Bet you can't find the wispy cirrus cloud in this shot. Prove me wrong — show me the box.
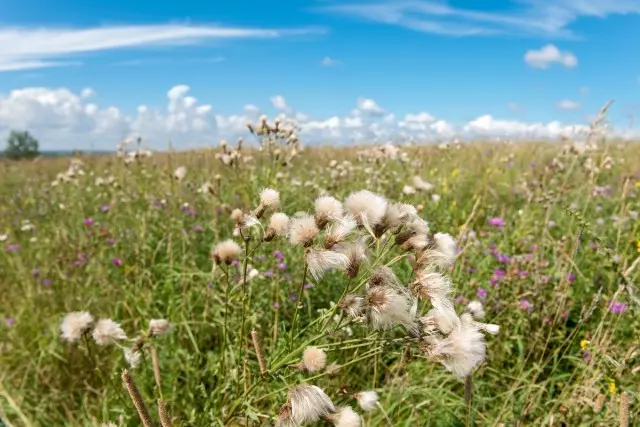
[0,24,326,72]
[317,0,640,38]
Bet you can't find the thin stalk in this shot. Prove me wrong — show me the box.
[288,263,308,348]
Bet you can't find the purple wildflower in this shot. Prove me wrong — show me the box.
[519,299,533,312]
[477,288,487,299]
[488,217,505,227]
[273,250,285,261]
[277,263,287,271]
[6,244,20,252]
[608,301,627,315]
[272,302,281,309]
[567,273,576,283]
[5,318,15,327]
[289,294,298,301]
[100,205,110,212]
[42,278,52,287]
[112,258,123,267]
[304,283,314,289]
[263,269,274,278]
[83,218,95,227]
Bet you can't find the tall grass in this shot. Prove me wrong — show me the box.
[0,126,638,426]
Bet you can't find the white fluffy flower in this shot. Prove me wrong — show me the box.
[259,188,280,210]
[92,319,127,345]
[355,391,379,412]
[60,311,94,342]
[344,190,388,229]
[431,322,486,378]
[123,347,141,368]
[268,213,290,237]
[466,300,485,320]
[327,406,362,427]
[366,286,416,330]
[325,215,357,248]
[402,185,416,195]
[306,248,349,281]
[302,346,327,372]
[173,166,187,180]
[289,214,319,247]
[413,176,434,191]
[212,239,242,265]
[148,319,172,336]
[278,385,336,426]
[315,196,344,226]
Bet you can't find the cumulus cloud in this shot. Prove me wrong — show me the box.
[557,99,581,110]
[0,24,325,72]
[270,95,289,111]
[356,97,385,115]
[321,56,340,66]
[0,84,613,151]
[524,44,578,69]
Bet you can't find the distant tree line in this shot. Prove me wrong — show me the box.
[3,130,40,160]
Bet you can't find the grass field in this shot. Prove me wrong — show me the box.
[0,122,638,426]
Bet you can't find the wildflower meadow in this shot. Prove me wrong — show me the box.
[0,115,638,426]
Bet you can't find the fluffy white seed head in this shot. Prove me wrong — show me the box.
[416,232,457,269]
[460,312,499,335]
[302,346,327,372]
[325,215,357,248]
[289,214,319,247]
[402,185,416,195]
[283,385,336,425]
[430,322,487,378]
[212,239,242,265]
[259,188,280,209]
[148,319,172,336]
[268,213,290,237]
[339,294,365,319]
[230,209,245,224]
[412,271,452,302]
[306,248,350,281]
[315,196,344,225]
[466,300,485,320]
[124,347,141,368]
[327,406,362,427]
[92,319,127,346]
[60,311,94,342]
[413,176,434,191]
[421,305,460,335]
[355,391,379,412]
[336,239,368,278]
[366,286,416,330]
[173,166,187,180]
[344,190,388,228]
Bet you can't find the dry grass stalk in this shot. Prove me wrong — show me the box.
[157,399,172,427]
[150,345,162,396]
[619,392,629,427]
[121,369,155,427]
[251,329,268,375]
[593,394,606,413]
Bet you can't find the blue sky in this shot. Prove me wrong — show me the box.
[0,0,639,149]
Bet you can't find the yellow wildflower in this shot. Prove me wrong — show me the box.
[636,240,640,253]
[580,340,589,350]
[608,380,616,394]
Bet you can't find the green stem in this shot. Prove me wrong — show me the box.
[288,263,308,348]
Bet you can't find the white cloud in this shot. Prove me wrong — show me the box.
[270,95,288,111]
[524,44,577,69]
[1,84,621,151]
[557,99,581,110]
[0,24,324,72]
[356,97,385,115]
[321,56,340,66]
[320,0,640,38]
